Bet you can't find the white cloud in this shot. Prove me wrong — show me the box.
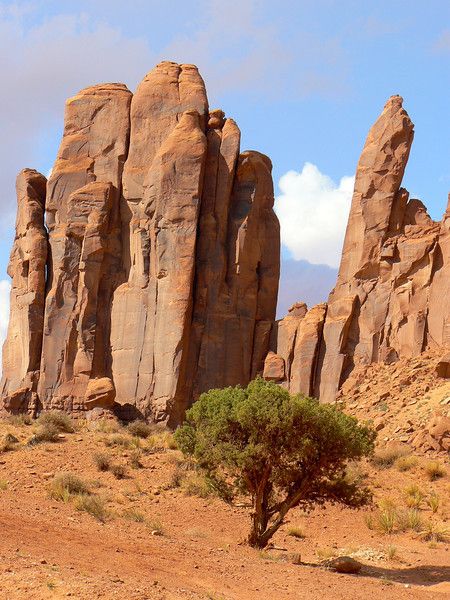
[0,280,11,376]
[275,163,354,268]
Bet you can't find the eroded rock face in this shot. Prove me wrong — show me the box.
[271,96,450,402]
[0,62,280,423]
[1,169,47,414]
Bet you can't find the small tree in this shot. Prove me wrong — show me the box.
[175,378,376,548]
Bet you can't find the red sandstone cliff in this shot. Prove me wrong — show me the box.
[0,62,280,423]
[266,95,450,402]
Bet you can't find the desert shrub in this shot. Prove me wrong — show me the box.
[110,463,127,480]
[404,484,425,508]
[93,452,112,472]
[385,545,398,561]
[93,419,121,434]
[49,472,91,501]
[397,508,423,532]
[175,378,375,548]
[423,461,446,481]
[426,493,440,514]
[147,431,177,451]
[395,455,418,472]
[7,414,32,427]
[418,520,449,543]
[104,434,134,448]
[372,444,410,469]
[37,411,74,433]
[129,449,143,469]
[147,520,165,536]
[287,526,305,539]
[74,494,108,522]
[182,472,215,498]
[127,420,152,439]
[29,423,60,445]
[123,508,145,522]
[0,433,19,452]
[376,505,398,534]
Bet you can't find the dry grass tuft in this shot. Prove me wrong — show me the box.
[418,521,449,543]
[423,461,446,481]
[74,494,108,522]
[29,423,61,445]
[395,455,418,472]
[37,411,74,433]
[127,420,153,439]
[110,463,127,480]
[404,484,425,509]
[287,526,306,539]
[123,508,146,523]
[49,472,91,502]
[372,444,410,469]
[93,452,112,472]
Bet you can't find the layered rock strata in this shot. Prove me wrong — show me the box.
[1,62,280,423]
[268,95,450,401]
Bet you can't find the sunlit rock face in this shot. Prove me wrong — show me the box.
[269,96,450,402]
[0,62,280,423]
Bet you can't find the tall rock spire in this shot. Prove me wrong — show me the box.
[0,62,280,424]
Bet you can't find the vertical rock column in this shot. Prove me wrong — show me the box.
[38,83,132,409]
[316,96,415,402]
[0,169,47,414]
[110,62,209,421]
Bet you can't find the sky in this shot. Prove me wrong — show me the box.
[0,0,449,364]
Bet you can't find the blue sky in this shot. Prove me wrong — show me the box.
[0,0,449,339]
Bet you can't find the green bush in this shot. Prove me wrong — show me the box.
[175,378,375,548]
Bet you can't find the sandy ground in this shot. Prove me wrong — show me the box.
[0,420,448,600]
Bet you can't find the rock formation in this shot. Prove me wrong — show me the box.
[268,95,450,402]
[1,62,280,423]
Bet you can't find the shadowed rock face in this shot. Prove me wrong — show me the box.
[0,62,280,423]
[269,95,450,402]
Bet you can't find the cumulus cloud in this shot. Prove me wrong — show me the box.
[275,163,354,268]
[0,280,11,375]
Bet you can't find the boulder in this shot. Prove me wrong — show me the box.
[84,378,116,410]
[325,556,362,574]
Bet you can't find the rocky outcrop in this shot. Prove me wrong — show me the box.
[0,62,280,424]
[0,170,47,415]
[271,95,450,403]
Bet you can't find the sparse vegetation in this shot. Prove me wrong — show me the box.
[426,493,440,514]
[385,545,398,561]
[93,452,112,472]
[287,526,305,539]
[423,460,446,481]
[0,433,19,452]
[376,504,397,534]
[418,520,450,543]
[7,414,32,427]
[49,472,91,501]
[36,410,74,433]
[372,444,410,469]
[397,508,423,532]
[395,455,418,472]
[404,484,425,509]
[29,422,61,444]
[104,434,135,448]
[127,420,152,439]
[148,520,165,536]
[74,494,108,522]
[123,508,146,522]
[0,479,8,490]
[110,463,127,480]
[129,449,143,469]
[175,378,375,548]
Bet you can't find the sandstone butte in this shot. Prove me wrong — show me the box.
[1,65,449,427]
[0,62,280,425]
[266,95,450,411]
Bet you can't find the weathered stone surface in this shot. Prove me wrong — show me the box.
[263,352,285,381]
[271,95,450,404]
[1,62,280,424]
[0,169,47,412]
